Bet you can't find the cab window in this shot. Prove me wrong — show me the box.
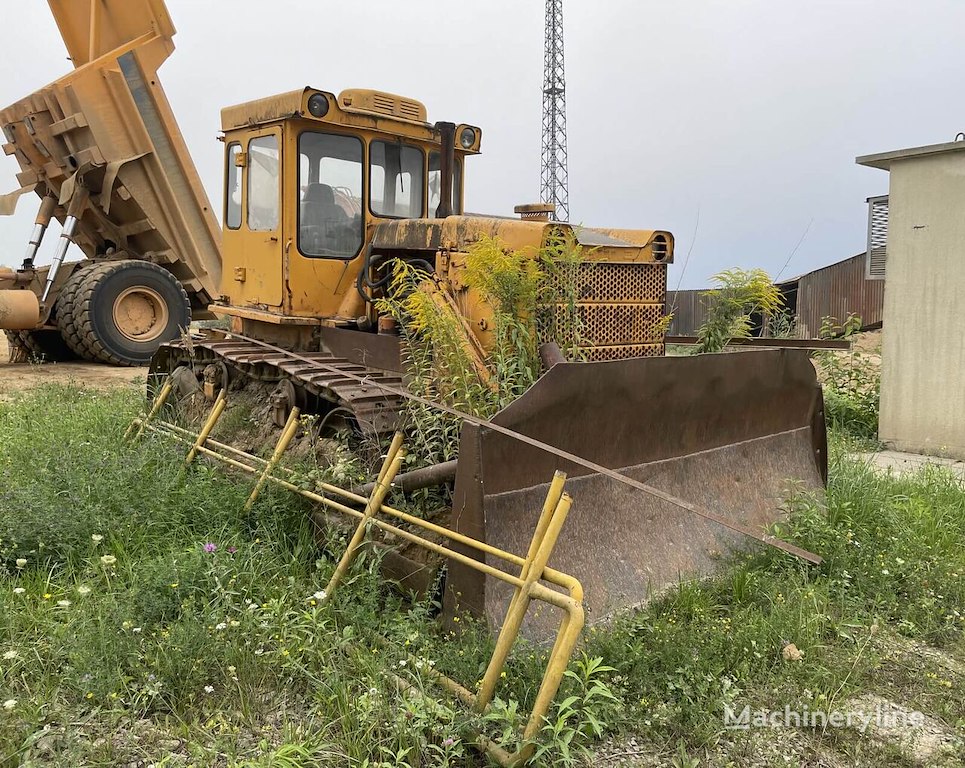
[225,142,242,230]
[298,131,364,259]
[428,152,462,216]
[370,141,425,218]
[247,136,279,231]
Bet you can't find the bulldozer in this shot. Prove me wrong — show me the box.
[0,0,826,636]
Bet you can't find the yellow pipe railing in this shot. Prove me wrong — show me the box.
[126,386,587,767]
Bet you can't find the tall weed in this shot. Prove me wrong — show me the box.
[815,314,880,441]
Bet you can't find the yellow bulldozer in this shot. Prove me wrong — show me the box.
[0,0,826,637]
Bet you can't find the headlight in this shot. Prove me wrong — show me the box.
[307,94,330,118]
[459,127,476,149]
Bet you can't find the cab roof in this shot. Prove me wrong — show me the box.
[221,88,429,132]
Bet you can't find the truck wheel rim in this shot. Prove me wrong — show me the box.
[112,286,169,343]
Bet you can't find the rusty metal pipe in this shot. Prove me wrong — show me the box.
[22,195,57,269]
[356,459,458,496]
[539,341,566,369]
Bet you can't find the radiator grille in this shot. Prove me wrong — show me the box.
[543,262,665,302]
[583,343,664,361]
[538,262,668,360]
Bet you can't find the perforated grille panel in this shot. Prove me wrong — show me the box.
[583,343,664,361]
[553,262,666,302]
[538,261,668,359]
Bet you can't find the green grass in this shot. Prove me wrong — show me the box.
[0,384,963,766]
[0,386,486,766]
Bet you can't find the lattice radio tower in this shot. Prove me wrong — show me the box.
[541,0,569,221]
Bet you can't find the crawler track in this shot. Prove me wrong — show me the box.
[151,335,405,434]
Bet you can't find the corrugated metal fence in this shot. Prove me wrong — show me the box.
[666,253,885,337]
[789,252,884,337]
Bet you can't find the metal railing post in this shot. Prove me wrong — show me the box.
[322,432,405,603]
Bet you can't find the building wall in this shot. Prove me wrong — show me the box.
[880,152,965,458]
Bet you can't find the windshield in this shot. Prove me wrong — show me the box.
[371,141,425,218]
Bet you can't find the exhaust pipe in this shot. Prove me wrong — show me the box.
[434,122,456,218]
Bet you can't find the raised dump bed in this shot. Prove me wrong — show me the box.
[0,0,221,363]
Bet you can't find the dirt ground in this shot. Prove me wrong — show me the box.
[0,333,147,399]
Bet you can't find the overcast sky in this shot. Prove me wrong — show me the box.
[1,0,963,288]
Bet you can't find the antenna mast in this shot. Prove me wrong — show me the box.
[540,0,569,221]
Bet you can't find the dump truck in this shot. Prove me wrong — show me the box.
[0,0,221,364]
[2,1,826,634]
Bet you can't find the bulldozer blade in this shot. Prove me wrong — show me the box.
[445,349,826,639]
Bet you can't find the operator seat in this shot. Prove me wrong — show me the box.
[301,183,348,253]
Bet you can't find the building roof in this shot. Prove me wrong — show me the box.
[856,139,965,170]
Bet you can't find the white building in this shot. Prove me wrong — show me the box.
[857,140,965,459]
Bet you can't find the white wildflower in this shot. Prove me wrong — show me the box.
[12,588,25,595]
[99,555,117,566]
[57,600,71,608]
[215,623,227,631]
[203,685,214,694]
[2,650,18,660]
[91,535,104,544]
[2,699,15,711]
[15,559,26,569]
[76,585,91,596]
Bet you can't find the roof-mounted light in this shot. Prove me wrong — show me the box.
[307,93,330,118]
[459,127,476,149]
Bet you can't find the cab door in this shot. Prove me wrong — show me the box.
[222,130,284,308]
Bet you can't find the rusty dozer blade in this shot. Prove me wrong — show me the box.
[446,349,827,637]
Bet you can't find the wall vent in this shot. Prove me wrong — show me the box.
[866,195,888,280]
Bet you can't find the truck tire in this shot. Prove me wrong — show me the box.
[3,330,24,362]
[70,260,191,366]
[56,262,100,360]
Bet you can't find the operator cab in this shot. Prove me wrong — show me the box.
[217,88,480,327]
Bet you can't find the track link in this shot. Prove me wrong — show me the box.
[153,336,406,434]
